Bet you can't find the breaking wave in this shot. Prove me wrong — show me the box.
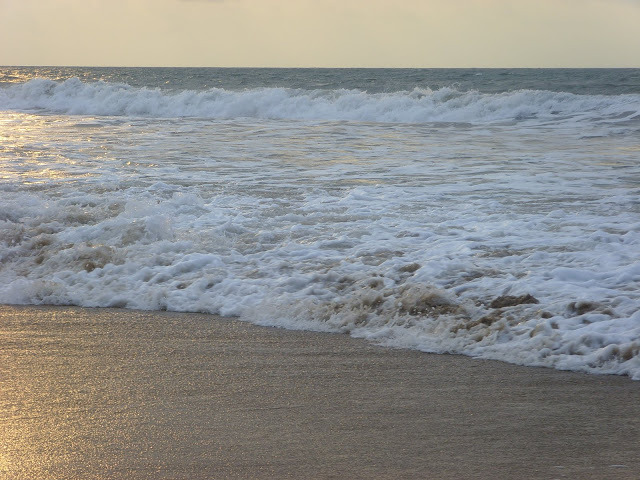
[1,185,639,379]
[1,77,639,125]
[2,71,639,380]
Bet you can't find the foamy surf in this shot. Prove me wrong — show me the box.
[1,67,639,379]
[1,77,639,127]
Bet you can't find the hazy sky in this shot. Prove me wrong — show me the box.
[1,0,639,67]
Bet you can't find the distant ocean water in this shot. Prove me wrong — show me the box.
[1,67,639,378]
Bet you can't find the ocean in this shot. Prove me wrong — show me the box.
[1,67,639,378]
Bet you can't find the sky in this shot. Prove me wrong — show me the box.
[1,0,639,67]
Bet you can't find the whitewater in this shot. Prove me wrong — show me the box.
[1,68,639,378]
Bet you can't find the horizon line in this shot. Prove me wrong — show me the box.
[2,65,639,69]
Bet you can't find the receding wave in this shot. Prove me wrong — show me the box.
[1,183,639,379]
[1,77,638,124]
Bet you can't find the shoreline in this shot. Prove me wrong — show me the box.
[2,304,639,479]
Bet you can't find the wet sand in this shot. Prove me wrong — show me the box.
[1,305,639,479]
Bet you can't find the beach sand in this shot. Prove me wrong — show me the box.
[1,305,639,479]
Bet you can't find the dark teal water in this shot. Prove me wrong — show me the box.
[1,67,639,94]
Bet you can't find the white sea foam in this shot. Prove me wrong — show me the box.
[1,76,639,379]
[1,78,639,126]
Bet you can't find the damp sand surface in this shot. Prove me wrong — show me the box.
[1,305,639,480]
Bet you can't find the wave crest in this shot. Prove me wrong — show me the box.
[1,77,638,124]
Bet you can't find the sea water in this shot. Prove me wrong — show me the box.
[1,67,639,378]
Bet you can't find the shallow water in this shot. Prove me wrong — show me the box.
[1,67,639,378]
